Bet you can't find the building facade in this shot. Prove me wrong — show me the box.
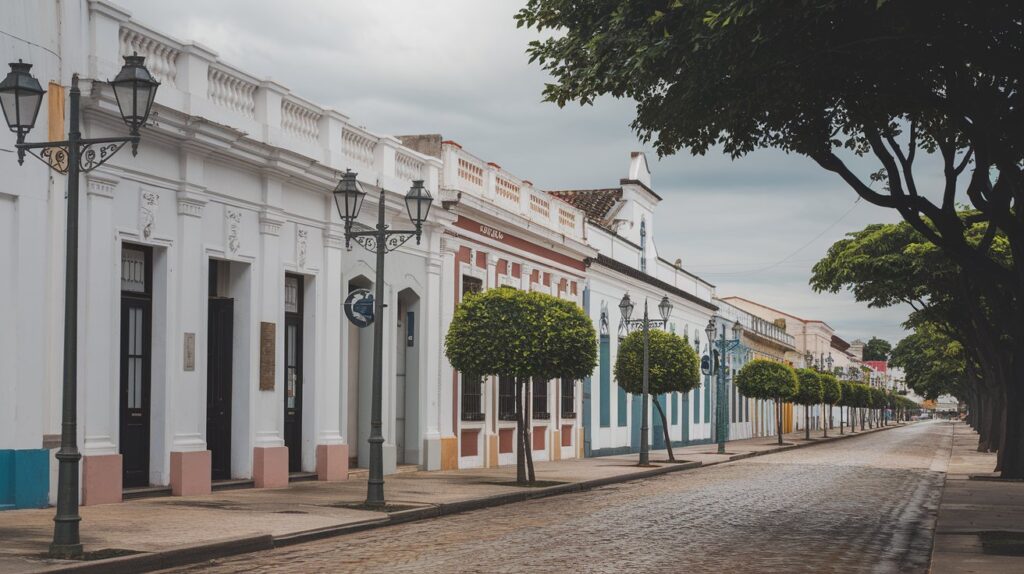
[1,0,449,507]
[550,153,719,456]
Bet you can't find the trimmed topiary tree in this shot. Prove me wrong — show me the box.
[734,359,799,445]
[837,381,856,434]
[820,372,841,438]
[445,287,596,484]
[615,329,699,461]
[793,368,824,440]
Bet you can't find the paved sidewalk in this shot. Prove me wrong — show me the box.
[930,422,1024,573]
[0,424,899,574]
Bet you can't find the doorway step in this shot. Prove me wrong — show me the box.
[288,471,318,483]
[122,485,171,501]
[211,478,254,492]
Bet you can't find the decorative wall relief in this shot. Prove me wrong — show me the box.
[225,208,243,255]
[296,227,308,268]
[140,191,159,239]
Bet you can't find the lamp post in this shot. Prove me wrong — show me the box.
[0,56,159,558]
[332,170,432,508]
[706,317,743,455]
[618,293,672,466]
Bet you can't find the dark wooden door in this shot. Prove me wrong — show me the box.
[284,275,303,472]
[207,297,234,480]
[120,296,151,488]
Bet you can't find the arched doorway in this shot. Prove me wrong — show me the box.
[395,288,421,466]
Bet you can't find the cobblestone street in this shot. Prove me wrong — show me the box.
[161,422,951,574]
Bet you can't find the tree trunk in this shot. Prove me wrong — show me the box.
[776,398,784,445]
[515,377,526,484]
[652,398,675,462]
[840,405,844,435]
[1001,378,1024,479]
[524,378,536,483]
[823,403,829,438]
[805,405,810,440]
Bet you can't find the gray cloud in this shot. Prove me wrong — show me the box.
[118,0,916,347]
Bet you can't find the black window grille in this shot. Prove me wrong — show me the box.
[461,375,484,421]
[462,275,483,299]
[533,379,550,420]
[561,379,576,418]
[498,376,517,421]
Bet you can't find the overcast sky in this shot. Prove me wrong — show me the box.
[117,0,914,344]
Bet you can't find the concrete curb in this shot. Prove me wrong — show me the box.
[30,534,274,574]
[34,422,911,573]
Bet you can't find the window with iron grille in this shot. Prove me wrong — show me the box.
[561,379,576,418]
[532,379,550,419]
[461,375,484,421]
[462,275,483,299]
[498,376,518,421]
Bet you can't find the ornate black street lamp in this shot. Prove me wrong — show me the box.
[619,293,672,466]
[1,56,159,558]
[706,317,743,455]
[332,170,432,508]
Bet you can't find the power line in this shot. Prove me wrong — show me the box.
[695,196,863,277]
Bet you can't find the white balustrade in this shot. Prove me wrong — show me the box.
[395,150,425,181]
[342,128,377,167]
[207,66,257,119]
[119,26,179,88]
[281,98,321,141]
[441,142,585,241]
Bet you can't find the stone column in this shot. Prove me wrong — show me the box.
[422,235,444,470]
[315,227,347,481]
[79,175,121,505]
[253,177,288,487]
[483,253,499,467]
[438,236,459,469]
[168,180,211,496]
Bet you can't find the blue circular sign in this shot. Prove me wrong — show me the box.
[344,289,375,328]
[700,355,712,376]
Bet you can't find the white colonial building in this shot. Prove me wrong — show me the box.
[550,153,719,456]
[1,0,450,507]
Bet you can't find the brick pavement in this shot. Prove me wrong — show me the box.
[0,423,908,574]
[155,422,946,574]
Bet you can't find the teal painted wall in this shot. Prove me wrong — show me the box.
[599,336,610,428]
[617,385,628,427]
[0,449,50,510]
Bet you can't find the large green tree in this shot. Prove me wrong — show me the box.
[734,359,798,445]
[615,329,700,461]
[793,369,824,440]
[811,219,1009,464]
[820,373,841,437]
[445,287,596,483]
[517,0,1024,478]
[862,337,893,361]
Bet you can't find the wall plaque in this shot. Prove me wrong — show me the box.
[183,332,195,371]
[259,322,276,390]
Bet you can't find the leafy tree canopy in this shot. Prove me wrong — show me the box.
[532,293,599,381]
[863,337,893,361]
[615,329,700,395]
[792,368,824,406]
[820,372,842,405]
[837,381,856,407]
[517,0,1023,307]
[445,287,597,382]
[445,287,540,379]
[890,322,970,401]
[734,359,797,402]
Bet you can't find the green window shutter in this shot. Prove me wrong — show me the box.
[599,336,611,428]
